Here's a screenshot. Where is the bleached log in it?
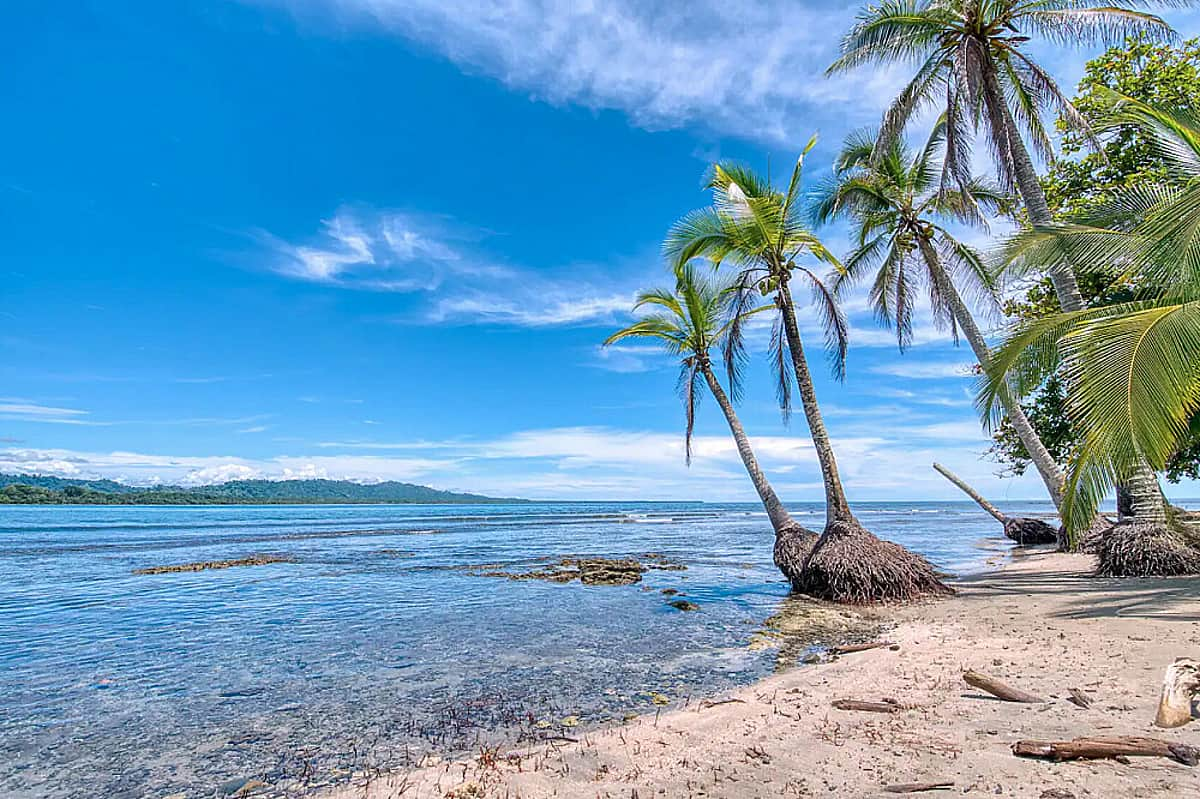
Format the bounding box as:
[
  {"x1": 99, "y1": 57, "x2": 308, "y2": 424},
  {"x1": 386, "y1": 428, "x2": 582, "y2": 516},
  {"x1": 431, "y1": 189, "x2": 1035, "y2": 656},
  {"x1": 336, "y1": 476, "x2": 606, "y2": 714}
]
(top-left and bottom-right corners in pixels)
[{"x1": 1155, "y1": 657, "x2": 1200, "y2": 728}]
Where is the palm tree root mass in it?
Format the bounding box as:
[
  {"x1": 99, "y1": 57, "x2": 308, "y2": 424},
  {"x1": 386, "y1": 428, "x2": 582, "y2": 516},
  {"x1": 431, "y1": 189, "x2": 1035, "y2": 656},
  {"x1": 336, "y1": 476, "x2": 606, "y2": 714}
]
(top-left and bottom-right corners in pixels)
[
  {"x1": 1003, "y1": 517, "x2": 1058, "y2": 546},
  {"x1": 1097, "y1": 522, "x2": 1200, "y2": 577},
  {"x1": 773, "y1": 522, "x2": 819, "y2": 585},
  {"x1": 790, "y1": 519, "x2": 954, "y2": 604}
]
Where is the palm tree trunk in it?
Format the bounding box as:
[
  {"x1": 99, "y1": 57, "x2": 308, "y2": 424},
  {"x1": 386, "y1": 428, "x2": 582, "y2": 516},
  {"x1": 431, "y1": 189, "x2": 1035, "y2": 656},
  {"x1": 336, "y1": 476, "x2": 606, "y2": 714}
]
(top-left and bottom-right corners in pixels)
[
  {"x1": 980, "y1": 58, "x2": 1169, "y2": 538},
  {"x1": 978, "y1": 59, "x2": 1085, "y2": 312},
  {"x1": 700, "y1": 363, "x2": 795, "y2": 533},
  {"x1": 916, "y1": 237, "x2": 1065, "y2": 510},
  {"x1": 776, "y1": 280, "x2": 853, "y2": 527}
]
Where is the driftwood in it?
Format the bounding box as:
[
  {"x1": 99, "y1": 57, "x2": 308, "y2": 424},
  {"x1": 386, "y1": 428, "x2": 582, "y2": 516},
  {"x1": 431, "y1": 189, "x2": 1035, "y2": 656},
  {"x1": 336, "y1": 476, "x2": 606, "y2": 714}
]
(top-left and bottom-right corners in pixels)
[
  {"x1": 1155, "y1": 657, "x2": 1200, "y2": 728},
  {"x1": 963, "y1": 670, "x2": 1046, "y2": 703},
  {"x1": 1013, "y1": 736, "x2": 1200, "y2": 766},
  {"x1": 883, "y1": 783, "x2": 955, "y2": 794},
  {"x1": 832, "y1": 699, "x2": 901, "y2": 714},
  {"x1": 932, "y1": 463, "x2": 1057, "y2": 544},
  {"x1": 830, "y1": 641, "x2": 898, "y2": 655},
  {"x1": 1066, "y1": 687, "x2": 1093, "y2": 709}
]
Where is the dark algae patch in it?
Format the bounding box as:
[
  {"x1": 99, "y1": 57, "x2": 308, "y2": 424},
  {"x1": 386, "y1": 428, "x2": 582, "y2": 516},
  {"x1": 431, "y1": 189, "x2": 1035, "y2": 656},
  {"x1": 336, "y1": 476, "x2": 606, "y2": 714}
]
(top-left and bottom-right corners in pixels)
[
  {"x1": 470, "y1": 554, "x2": 686, "y2": 585},
  {"x1": 133, "y1": 555, "x2": 295, "y2": 575}
]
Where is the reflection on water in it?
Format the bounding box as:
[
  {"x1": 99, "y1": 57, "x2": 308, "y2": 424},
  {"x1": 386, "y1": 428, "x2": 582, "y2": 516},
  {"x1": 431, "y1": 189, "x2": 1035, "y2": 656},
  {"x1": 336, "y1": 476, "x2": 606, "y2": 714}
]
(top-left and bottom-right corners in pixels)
[{"x1": 0, "y1": 500, "x2": 1035, "y2": 797}]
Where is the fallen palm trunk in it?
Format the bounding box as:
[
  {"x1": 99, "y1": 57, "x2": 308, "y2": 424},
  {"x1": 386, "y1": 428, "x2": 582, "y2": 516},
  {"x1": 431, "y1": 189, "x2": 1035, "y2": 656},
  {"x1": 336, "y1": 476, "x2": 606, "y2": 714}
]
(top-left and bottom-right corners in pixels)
[
  {"x1": 963, "y1": 670, "x2": 1046, "y2": 703},
  {"x1": 1012, "y1": 736, "x2": 1200, "y2": 766},
  {"x1": 1155, "y1": 657, "x2": 1200, "y2": 728},
  {"x1": 932, "y1": 463, "x2": 1057, "y2": 545}
]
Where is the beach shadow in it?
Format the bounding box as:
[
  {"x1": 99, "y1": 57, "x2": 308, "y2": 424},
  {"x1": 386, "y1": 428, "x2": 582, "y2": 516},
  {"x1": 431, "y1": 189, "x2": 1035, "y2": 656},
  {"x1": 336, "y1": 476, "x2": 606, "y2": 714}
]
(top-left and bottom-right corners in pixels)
[{"x1": 953, "y1": 559, "x2": 1200, "y2": 623}]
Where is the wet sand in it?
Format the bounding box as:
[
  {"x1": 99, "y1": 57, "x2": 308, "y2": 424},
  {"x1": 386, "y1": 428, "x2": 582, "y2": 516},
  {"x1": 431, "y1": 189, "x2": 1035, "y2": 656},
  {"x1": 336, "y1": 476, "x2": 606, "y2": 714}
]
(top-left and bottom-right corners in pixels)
[{"x1": 320, "y1": 550, "x2": 1200, "y2": 798}]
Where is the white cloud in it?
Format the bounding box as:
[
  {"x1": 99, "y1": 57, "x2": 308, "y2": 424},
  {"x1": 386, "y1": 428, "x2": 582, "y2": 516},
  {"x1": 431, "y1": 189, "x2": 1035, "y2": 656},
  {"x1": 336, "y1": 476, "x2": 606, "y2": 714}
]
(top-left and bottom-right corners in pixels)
[
  {"x1": 268, "y1": 0, "x2": 908, "y2": 146},
  {"x1": 0, "y1": 400, "x2": 92, "y2": 424},
  {"x1": 261, "y1": 206, "x2": 640, "y2": 327}
]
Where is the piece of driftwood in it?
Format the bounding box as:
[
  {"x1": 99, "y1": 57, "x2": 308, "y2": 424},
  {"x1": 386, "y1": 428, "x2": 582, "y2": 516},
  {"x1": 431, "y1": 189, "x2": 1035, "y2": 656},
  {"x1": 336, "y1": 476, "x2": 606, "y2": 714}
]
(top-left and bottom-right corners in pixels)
[
  {"x1": 832, "y1": 699, "x2": 901, "y2": 714},
  {"x1": 699, "y1": 698, "x2": 746, "y2": 709},
  {"x1": 830, "y1": 641, "x2": 898, "y2": 655},
  {"x1": 1066, "y1": 687, "x2": 1092, "y2": 709},
  {"x1": 1155, "y1": 657, "x2": 1200, "y2": 728},
  {"x1": 883, "y1": 782, "x2": 955, "y2": 794},
  {"x1": 963, "y1": 670, "x2": 1046, "y2": 703},
  {"x1": 1013, "y1": 736, "x2": 1200, "y2": 766}
]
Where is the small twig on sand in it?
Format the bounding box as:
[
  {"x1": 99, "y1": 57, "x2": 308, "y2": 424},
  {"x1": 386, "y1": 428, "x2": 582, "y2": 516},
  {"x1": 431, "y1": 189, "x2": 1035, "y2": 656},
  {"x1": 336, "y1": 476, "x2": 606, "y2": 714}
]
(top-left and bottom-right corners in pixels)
[
  {"x1": 883, "y1": 782, "x2": 955, "y2": 793},
  {"x1": 699, "y1": 698, "x2": 747, "y2": 710},
  {"x1": 830, "y1": 641, "x2": 899, "y2": 655},
  {"x1": 1066, "y1": 687, "x2": 1092, "y2": 709},
  {"x1": 831, "y1": 699, "x2": 902, "y2": 714},
  {"x1": 963, "y1": 670, "x2": 1046, "y2": 703}
]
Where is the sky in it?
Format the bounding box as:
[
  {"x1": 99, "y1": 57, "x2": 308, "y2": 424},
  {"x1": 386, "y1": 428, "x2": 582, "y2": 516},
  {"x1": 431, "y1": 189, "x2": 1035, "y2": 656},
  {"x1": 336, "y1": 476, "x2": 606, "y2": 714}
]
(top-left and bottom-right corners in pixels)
[{"x1": 3, "y1": 0, "x2": 1199, "y2": 502}]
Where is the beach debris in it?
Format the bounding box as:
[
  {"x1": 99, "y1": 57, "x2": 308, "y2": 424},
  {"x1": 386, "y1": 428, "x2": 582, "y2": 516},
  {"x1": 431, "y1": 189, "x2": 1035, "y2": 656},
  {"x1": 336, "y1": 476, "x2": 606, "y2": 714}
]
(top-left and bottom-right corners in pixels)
[
  {"x1": 830, "y1": 640, "x2": 898, "y2": 655},
  {"x1": 1038, "y1": 791, "x2": 1076, "y2": 799},
  {"x1": 1066, "y1": 687, "x2": 1093, "y2": 709},
  {"x1": 699, "y1": 697, "x2": 746, "y2": 710},
  {"x1": 963, "y1": 669, "x2": 1046, "y2": 703},
  {"x1": 560, "y1": 715, "x2": 580, "y2": 727},
  {"x1": 831, "y1": 698, "x2": 902, "y2": 714},
  {"x1": 883, "y1": 782, "x2": 955, "y2": 793},
  {"x1": 667, "y1": 599, "x2": 699, "y2": 611},
  {"x1": 932, "y1": 462, "x2": 1058, "y2": 545},
  {"x1": 133, "y1": 555, "x2": 293, "y2": 575},
  {"x1": 648, "y1": 692, "x2": 670, "y2": 705},
  {"x1": 1155, "y1": 657, "x2": 1200, "y2": 728},
  {"x1": 744, "y1": 744, "x2": 772, "y2": 764},
  {"x1": 1012, "y1": 736, "x2": 1200, "y2": 766}
]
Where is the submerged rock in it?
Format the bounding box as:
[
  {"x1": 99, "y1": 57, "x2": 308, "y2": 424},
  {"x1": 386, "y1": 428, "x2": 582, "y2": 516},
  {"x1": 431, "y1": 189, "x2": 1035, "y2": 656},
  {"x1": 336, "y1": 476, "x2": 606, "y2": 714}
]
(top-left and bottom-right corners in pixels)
[
  {"x1": 667, "y1": 599, "x2": 700, "y2": 612},
  {"x1": 749, "y1": 596, "x2": 882, "y2": 669},
  {"x1": 133, "y1": 555, "x2": 293, "y2": 575},
  {"x1": 470, "y1": 555, "x2": 685, "y2": 586}
]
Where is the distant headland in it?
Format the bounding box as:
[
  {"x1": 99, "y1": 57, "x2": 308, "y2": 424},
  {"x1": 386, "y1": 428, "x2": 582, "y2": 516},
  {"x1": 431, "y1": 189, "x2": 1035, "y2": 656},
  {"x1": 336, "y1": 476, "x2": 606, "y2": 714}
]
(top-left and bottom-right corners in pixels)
[{"x1": 0, "y1": 474, "x2": 525, "y2": 505}]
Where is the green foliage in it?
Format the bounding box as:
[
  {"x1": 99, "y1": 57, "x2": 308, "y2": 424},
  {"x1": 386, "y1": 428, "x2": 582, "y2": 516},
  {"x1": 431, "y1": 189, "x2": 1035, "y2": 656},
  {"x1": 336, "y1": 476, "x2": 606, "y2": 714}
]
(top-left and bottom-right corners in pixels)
[
  {"x1": 983, "y1": 92, "x2": 1200, "y2": 533},
  {"x1": 809, "y1": 120, "x2": 1004, "y2": 351},
  {"x1": 0, "y1": 475, "x2": 519, "y2": 505},
  {"x1": 991, "y1": 37, "x2": 1200, "y2": 482}
]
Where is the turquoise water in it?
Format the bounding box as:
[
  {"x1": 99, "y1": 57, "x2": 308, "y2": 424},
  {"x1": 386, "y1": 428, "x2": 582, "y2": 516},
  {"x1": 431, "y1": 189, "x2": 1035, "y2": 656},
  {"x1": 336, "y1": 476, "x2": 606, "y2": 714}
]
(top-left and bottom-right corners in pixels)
[{"x1": 0, "y1": 500, "x2": 1049, "y2": 798}]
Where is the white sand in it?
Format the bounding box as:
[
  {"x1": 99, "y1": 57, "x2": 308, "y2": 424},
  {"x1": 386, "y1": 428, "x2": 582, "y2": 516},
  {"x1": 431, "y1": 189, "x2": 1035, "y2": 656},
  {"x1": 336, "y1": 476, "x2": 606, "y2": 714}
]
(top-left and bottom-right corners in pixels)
[{"x1": 322, "y1": 551, "x2": 1200, "y2": 798}]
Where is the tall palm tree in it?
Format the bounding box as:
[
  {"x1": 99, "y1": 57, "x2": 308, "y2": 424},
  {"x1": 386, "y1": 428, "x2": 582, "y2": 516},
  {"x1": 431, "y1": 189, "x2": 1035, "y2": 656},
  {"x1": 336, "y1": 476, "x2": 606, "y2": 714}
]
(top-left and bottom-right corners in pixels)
[
  {"x1": 810, "y1": 122, "x2": 1067, "y2": 539},
  {"x1": 665, "y1": 140, "x2": 951, "y2": 604},
  {"x1": 982, "y1": 92, "x2": 1200, "y2": 575},
  {"x1": 604, "y1": 266, "x2": 818, "y2": 566},
  {"x1": 828, "y1": 0, "x2": 1176, "y2": 314}
]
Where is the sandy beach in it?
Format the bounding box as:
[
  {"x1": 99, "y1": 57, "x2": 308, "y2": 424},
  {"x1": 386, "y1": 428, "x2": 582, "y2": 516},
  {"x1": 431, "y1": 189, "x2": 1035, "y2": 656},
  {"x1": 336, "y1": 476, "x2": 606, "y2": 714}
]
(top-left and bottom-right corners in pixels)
[{"x1": 321, "y1": 550, "x2": 1200, "y2": 798}]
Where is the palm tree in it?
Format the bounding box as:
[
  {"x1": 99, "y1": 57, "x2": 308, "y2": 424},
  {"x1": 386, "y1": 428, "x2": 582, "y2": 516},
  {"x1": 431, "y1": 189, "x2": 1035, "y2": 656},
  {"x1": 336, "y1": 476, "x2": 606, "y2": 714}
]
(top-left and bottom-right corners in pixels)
[
  {"x1": 604, "y1": 266, "x2": 818, "y2": 566},
  {"x1": 828, "y1": 0, "x2": 1176, "y2": 314},
  {"x1": 665, "y1": 140, "x2": 951, "y2": 604},
  {"x1": 810, "y1": 122, "x2": 1065, "y2": 541},
  {"x1": 982, "y1": 92, "x2": 1200, "y2": 575}
]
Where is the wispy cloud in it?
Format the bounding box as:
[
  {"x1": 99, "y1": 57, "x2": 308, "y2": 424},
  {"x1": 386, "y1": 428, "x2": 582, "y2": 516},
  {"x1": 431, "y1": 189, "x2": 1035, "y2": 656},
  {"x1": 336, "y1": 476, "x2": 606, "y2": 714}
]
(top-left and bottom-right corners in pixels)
[
  {"x1": 260, "y1": 206, "x2": 638, "y2": 327},
  {"x1": 869, "y1": 361, "x2": 976, "y2": 380},
  {"x1": 269, "y1": 0, "x2": 908, "y2": 145},
  {"x1": 0, "y1": 400, "x2": 95, "y2": 425}
]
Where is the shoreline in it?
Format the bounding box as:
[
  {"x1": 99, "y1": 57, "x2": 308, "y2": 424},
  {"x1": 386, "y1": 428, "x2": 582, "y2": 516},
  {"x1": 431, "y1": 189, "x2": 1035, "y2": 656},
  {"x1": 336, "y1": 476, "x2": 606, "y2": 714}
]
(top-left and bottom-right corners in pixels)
[{"x1": 319, "y1": 550, "x2": 1200, "y2": 798}]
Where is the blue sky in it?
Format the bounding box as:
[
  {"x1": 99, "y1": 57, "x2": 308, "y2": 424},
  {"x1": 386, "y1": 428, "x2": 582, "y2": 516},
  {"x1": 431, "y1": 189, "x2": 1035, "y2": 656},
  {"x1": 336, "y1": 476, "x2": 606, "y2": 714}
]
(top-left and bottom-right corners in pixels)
[{"x1": 3, "y1": 0, "x2": 1198, "y2": 502}]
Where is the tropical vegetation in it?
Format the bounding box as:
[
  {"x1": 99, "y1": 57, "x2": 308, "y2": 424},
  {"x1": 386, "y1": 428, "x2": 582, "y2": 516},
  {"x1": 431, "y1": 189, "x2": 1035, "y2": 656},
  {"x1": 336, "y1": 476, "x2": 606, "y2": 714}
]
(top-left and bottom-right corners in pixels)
[{"x1": 602, "y1": 15, "x2": 1200, "y2": 600}]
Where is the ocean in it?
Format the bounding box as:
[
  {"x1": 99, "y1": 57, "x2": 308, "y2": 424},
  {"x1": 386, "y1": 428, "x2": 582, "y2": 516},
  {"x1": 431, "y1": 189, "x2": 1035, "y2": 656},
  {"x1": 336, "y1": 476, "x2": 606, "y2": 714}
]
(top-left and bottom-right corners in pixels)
[{"x1": 0, "y1": 500, "x2": 1051, "y2": 797}]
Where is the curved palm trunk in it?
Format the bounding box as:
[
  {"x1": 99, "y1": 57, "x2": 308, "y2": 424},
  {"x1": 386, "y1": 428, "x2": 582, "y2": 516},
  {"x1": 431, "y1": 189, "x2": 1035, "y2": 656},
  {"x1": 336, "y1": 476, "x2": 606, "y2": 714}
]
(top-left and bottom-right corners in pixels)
[
  {"x1": 916, "y1": 238, "x2": 1065, "y2": 510},
  {"x1": 776, "y1": 281, "x2": 853, "y2": 527},
  {"x1": 980, "y1": 58, "x2": 1170, "y2": 545},
  {"x1": 700, "y1": 363, "x2": 818, "y2": 582},
  {"x1": 699, "y1": 364, "x2": 796, "y2": 533},
  {"x1": 775, "y1": 280, "x2": 950, "y2": 602}
]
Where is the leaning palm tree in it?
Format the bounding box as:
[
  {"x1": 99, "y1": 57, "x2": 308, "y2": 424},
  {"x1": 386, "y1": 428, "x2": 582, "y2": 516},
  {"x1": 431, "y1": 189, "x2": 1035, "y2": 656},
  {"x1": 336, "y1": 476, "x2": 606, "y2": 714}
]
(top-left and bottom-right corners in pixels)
[
  {"x1": 604, "y1": 266, "x2": 818, "y2": 565},
  {"x1": 810, "y1": 122, "x2": 1063, "y2": 543},
  {"x1": 828, "y1": 0, "x2": 1177, "y2": 314},
  {"x1": 665, "y1": 139, "x2": 951, "y2": 604},
  {"x1": 983, "y1": 92, "x2": 1200, "y2": 575}
]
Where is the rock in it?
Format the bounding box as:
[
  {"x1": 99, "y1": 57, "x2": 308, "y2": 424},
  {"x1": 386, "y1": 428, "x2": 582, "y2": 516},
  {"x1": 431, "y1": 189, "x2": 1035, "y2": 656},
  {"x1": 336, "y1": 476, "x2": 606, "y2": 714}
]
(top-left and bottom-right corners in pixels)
[
  {"x1": 668, "y1": 599, "x2": 700, "y2": 611},
  {"x1": 560, "y1": 715, "x2": 580, "y2": 727},
  {"x1": 649, "y1": 692, "x2": 670, "y2": 705},
  {"x1": 661, "y1": 588, "x2": 679, "y2": 596},
  {"x1": 217, "y1": 777, "x2": 264, "y2": 796},
  {"x1": 134, "y1": 555, "x2": 293, "y2": 576}
]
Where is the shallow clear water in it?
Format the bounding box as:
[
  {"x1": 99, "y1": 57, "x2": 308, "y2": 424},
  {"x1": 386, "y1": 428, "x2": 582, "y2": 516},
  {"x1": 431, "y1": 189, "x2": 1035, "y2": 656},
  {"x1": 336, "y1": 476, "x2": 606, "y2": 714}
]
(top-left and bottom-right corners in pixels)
[{"x1": 0, "y1": 500, "x2": 1048, "y2": 798}]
